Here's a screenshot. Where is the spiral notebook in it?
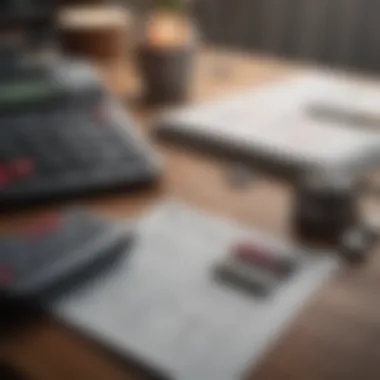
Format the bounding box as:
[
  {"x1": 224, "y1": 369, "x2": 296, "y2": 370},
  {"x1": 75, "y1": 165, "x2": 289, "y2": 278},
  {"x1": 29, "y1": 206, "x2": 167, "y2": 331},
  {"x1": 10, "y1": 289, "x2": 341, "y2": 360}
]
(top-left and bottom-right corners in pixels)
[{"x1": 155, "y1": 74, "x2": 380, "y2": 176}]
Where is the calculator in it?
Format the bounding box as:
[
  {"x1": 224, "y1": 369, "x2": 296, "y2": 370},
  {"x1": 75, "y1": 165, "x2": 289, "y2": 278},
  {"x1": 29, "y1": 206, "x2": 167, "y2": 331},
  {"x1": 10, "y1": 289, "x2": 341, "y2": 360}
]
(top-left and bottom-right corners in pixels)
[
  {"x1": 0, "y1": 209, "x2": 133, "y2": 301},
  {"x1": 0, "y1": 61, "x2": 161, "y2": 210}
]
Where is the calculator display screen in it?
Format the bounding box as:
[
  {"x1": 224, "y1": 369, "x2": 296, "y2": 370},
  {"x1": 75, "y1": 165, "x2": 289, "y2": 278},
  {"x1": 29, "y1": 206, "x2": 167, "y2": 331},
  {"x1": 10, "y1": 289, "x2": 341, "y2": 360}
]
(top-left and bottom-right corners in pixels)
[{"x1": 0, "y1": 82, "x2": 60, "y2": 104}]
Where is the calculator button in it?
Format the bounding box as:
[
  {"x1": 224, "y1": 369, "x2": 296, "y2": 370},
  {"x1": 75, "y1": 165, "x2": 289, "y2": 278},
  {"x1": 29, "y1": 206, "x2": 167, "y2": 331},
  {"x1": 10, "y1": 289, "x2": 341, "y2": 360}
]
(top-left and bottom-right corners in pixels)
[
  {"x1": 0, "y1": 239, "x2": 31, "y2": 275},
  {"x1": 9, "y1": 159, "x2": 35, "y2": 179},
  {"x1": 0, "y1": 266, "x2": 14, "y2": 286},
  {"x1": 0, "y1": 167, "x2": 11, "y2": 188}
]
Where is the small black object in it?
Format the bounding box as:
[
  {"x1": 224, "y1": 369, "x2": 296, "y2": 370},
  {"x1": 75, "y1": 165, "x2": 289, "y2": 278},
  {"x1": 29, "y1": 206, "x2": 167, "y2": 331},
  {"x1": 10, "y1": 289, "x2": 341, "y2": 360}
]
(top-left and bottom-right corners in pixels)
[
  {"x1": 215, "y1": 260, "x2": 277, "y2": 297},
  {"x1": 0, "y1": 209, "x2": 133, "y2": 302},
  {"x1": 138, "y1": 46, "x2": 194, "y2": 105},
  {"x1": 293, "y1": 171, "x2": 359, "y2": 243},
  {"x1": 339, "y1": 225, "x2": 375, "y2": 263}
]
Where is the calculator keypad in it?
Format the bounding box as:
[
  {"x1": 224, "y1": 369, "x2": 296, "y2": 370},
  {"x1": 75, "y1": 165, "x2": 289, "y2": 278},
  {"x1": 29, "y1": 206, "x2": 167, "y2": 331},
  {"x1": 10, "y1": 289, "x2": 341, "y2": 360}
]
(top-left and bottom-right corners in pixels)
[{"x1": 0, "y1": 103, "x2": 157, "y2": 207}]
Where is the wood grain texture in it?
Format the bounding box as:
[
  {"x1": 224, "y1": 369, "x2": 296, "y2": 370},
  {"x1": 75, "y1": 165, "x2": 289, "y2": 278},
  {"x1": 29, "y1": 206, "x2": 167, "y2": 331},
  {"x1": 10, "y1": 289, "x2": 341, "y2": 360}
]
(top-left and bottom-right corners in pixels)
[{"x1": 1, "y1": 49, "x2": 380, "y2": 380}]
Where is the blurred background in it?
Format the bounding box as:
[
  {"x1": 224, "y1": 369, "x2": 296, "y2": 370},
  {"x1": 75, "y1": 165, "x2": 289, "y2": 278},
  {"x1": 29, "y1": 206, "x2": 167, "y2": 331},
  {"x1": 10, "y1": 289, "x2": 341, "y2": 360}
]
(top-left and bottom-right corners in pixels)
[{"x1": 119, "y1": 0, "x2": 380, "y2": 74}]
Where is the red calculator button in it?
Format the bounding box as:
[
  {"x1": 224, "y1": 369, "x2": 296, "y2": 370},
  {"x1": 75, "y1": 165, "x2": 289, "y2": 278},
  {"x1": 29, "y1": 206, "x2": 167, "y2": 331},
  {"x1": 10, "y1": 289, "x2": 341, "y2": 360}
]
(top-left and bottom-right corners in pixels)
[
  {"x1": 10, "y1": 159, "x2": 35, "y2": 178},
  {"x1": 0, "y1": 267, "x2": 14, "y2": 286},
  {"x1": 0, "y1": 166, "x2": 10, "y2": 187}
]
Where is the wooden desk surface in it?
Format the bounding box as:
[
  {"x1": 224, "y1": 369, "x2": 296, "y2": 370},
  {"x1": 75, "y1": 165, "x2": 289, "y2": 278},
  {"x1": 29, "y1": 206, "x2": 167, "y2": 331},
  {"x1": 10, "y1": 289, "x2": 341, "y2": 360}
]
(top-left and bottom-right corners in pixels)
[{"x1": 2, "y1": 49, "x2": 380, "y2": 380}]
